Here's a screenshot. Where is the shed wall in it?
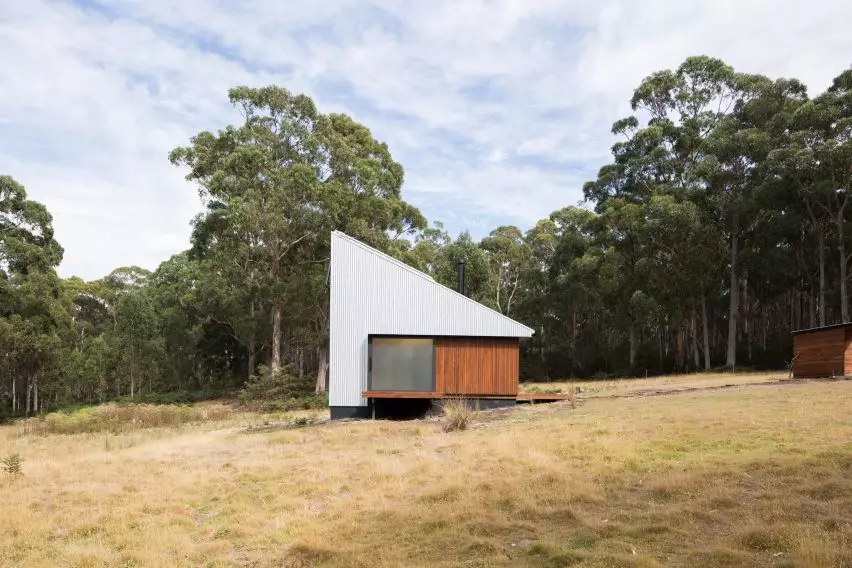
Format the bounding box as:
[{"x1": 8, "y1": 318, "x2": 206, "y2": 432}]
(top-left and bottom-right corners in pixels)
[
  {"x1": 435, "y1": 337, "x2": 519, "y2": 396},
  {"x1": 330, "y1": 232, "x2": 533, "y2": 408},
  {"x1": 793, "y1": 328, "x2": 845, "y2": 378},
  {"x1": 845, "y1": 329, "x2": 852, "y2": 376}
]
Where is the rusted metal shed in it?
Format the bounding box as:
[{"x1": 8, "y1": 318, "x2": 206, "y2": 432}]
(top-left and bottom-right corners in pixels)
[{"x1": 792, "y1": 323, "x2": 852, "y2": 378}]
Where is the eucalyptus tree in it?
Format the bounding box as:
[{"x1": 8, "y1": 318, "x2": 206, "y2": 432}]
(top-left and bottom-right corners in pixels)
[
  {"x1": 171, "y1": 86, "x2": 325, "y2": 375},
  {"x1": 480, "y1": 226, "x2": 535, "y2": 316},
  {"x1": 172, "y1": 86, "x2": 424, "y2": 385},
  {"x1": 0, "y1": 175, "x2": 69, "y2": 414},
  {"x1": 590, "y1": 57, "x2": 772, "y2": 368}
]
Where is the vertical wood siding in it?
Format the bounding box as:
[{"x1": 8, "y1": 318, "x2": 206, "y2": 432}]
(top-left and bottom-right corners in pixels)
[
  {"x1": 844, "y1": 328, "x2": 852, "y2": 376},
  {"x1": 435, "y1": 337, "x2": 519, "y2": 395},
  {"x1": 793, "y1": 328, "x2": 845, "y2": 378}
]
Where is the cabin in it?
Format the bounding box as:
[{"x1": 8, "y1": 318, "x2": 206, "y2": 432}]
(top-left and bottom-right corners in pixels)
[
  {"x1": 792, "y1": 323, "x2": 852, "y2": 378},
  {"x1": 328, "y1": 231, "x2": 557, "y2": 419}
]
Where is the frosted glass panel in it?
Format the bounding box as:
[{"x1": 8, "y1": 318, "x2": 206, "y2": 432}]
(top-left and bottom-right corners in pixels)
[{"x1": 370, "y1": 338, "x2": 435, "y2": 391}]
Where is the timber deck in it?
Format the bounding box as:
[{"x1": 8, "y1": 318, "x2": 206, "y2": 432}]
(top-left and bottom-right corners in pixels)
[{"x1": 362, "y1": 391, "x2": 572, "y2": 402}]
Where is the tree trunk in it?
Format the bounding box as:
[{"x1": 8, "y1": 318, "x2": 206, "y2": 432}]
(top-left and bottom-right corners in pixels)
[
  {"x1": 571, "y1": 310, "x2": 577, "y2": 367},
  {"x1": 271, "y1": 302, "x2": 282, "y2": 374},
  {"x1": 11, "y1": 377, "x2": 16, "y2": 413},
  {"x1": 743, "y1": 276, "x2": 751, "y2": 364},
  {"x1": 25, "y1": 378, "x2": 31, "y2": 417},
  {"x1": 628, "y1": 320, "x2": 638, "y2": 370},
  {"x1": 808, "y1": 288, "x2": 816, "y2": 328},
  {"x1": 247, "y1": 301, "x2": 257, "y2": 380},
  {"x1": 818, "y1": 229, "x2": 826, "y2": 327},
  {"x1": 701, "y1": 293, "x2": 711, "y2": 371},
  {"x1": 792, "y1": 287, "x2": 801, "y2": 331},
  {"x1": 248, "y1": 345, "x2": 256, "y2": 381},
  {"x1": 691, "y1": 309, "x2": 700, "y2": 370},
  {"x1": 726, "y1": 217, "x2": 739, "y2": 369},
  {"x1": 838, "y1": 213, "x2": 849, "y2": 322},
  {"x1": 34, "y1": 378, "x2": 38, "y2": 415},
  {"x1": 315, "y1": 346, "x2": 328, "y2": 395}
]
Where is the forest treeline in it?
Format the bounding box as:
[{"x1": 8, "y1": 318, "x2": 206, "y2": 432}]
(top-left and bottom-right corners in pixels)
[{"x1": 2, "y1": 56, "x2": 852, "y2": 415}]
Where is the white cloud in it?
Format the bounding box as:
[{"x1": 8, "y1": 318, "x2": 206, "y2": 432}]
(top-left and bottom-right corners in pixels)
[{"x1": 0, "y1": 0, "x2": 850, "y2": 278}]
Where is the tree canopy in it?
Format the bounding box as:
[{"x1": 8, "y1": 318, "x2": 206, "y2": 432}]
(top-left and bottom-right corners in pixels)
[{"x1": 4, "y1": 58, "x2": 852, "y2": 416}]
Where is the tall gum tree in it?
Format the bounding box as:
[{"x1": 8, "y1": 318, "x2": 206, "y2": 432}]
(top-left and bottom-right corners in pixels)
[
  {"x1": 598, "y1": 57, "x2": 768, "y2": 369},
  {"x1": 171, "y1": 86, "x2": 323, "y2": 376},
  {"x1": 171, "y1": 86, "x2": 424, "y2": 385}
]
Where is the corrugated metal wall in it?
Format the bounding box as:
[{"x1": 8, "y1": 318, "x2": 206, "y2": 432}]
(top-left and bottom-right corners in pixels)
[{"x1": 329, "y1": 231, "x2": 534, "y2": 408}]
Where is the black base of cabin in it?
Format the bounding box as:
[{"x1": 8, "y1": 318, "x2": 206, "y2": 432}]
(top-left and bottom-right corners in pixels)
[
  {"x1": 329, "y1": 406, "x2": 372, "y2": 419},
  {"x1": 465, "y1": 398, "x2": 516, "y2": 410},
  {"x1": 331, "y1": 397, "x2": 518, "y2": 420},
  {"x1": 372, "y1": 398, "x2": 433, "y2": 419}
]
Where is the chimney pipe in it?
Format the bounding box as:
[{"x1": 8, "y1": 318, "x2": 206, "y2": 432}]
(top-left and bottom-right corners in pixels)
[{"x1": 456, "y1": 259, "x2": 467, "y2": 296}]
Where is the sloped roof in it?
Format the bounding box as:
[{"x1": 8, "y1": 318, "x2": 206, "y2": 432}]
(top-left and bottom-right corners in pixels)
[{"x1": 331, "y1": 230, "x2": 534, "y2": 338}]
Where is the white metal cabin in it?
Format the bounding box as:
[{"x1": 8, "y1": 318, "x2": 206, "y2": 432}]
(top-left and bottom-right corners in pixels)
[{"x1": 329, "y1": 231, "x2": 536, "y2": 419}]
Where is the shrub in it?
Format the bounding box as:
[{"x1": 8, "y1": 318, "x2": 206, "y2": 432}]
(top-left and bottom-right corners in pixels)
[
  {"x1": 260, "y1": 394, "x2": 328, "y2": 413},
  {"x1": 115, "y1": 389, "x2": 227, "y2": 406},
  {"x1": 2, "y1": 453, "x2": 22, "y2": 476},
  {"x1": 15, "y1": 403, "x2": 232, "y2": 436},
  {"x1": 238, "y1": 366, "x2": 327, "y2": 412},
  {"x1": 440, "y1": 398, "x2": 474, "y2": 432},
  {"x1": 239, "y1": 366, "x2": 315, "y2": 402},
  {"x1": 292, "y1": 416, "x2": 314, "y2": 427}
]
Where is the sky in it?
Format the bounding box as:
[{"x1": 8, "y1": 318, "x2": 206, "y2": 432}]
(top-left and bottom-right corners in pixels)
[{"x1": 1, "y1": 1, "x2": 851, "y2": 279}]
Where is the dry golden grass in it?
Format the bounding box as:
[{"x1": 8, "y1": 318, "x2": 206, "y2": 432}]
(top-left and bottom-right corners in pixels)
[
  {"x1": 440, "y1": 397, "x2": 475, "y2": 432},
  {"x1": 523, "y1": 370, "x2": 785, "y2": 398},
  {"x1": 2, "y1": 376, "x2": 851, "y2": 567}
]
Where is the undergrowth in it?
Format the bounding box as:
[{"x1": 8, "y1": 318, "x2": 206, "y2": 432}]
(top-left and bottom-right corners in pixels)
[
  {"x1": 238, "y1": 365, "x2": 327, "y2": 412},
  {"x1": 15, "y1": 403, "x2": 232, "y2": 436}
]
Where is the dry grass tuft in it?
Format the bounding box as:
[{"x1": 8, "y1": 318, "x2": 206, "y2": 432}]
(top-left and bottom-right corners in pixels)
[
  {"x1": 14, "y1": 402, "x2": 232, "y2": 435},
  {"x1": 439, "y1": 398, "x2": 474, "y2": 432}
]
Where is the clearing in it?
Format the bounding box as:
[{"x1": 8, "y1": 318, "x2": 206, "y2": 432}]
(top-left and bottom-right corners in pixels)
[{"x1": 2, "y1": 372, "x2": 851, "y2": 567}]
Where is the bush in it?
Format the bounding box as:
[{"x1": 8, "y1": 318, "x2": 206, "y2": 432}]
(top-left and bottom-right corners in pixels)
[
  {"x1": 15, "y1": 403, "x2": 232, "y2": 436},
  {"x1": 440, "y1": 398, "x2": 474, "y2": 432},
  {"x1": 260, "y1": 394, "x2": 328, "y2": 413},
  {"x1": 115, "y1": 389, "x2": 227, "y2": 406},
  {"x1": 239, "y1": 366, "x2": 315, "y2": 401},
  {"x1": 238, "y1": 366, "x2": 327, "y2": 412},
  {"x1": 1, "y1": 453, "x2": 22, "y2": 476}
]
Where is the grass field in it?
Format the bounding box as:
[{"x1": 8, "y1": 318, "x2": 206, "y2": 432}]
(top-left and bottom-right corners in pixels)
[
  {"x1": 2, "y1": 374, "x2": 851, "y2": 567},
  {"x1": 522, "y1": 370, "x2": 785, "y2": 398}
]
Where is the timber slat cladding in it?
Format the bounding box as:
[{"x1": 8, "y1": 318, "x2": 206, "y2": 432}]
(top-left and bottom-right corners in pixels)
[
  {"x1": 793, "y1": 328, "x2": 846, "y2": 378},
  {"x1": 435, "y1": 337, "x2": 519, "y2": 395},
  {"x1": 844, "y1": 329, "x2": 852, "y2": 377}
]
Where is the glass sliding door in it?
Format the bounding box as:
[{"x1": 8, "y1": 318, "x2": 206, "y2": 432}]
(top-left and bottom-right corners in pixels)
[{"x1": 369, "y1": 337, "x2": 435, "y2": 392}]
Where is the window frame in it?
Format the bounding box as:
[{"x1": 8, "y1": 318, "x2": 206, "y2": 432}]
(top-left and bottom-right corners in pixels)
[{"x1": 367, "y1": 335, "x2": 436, "y2": 392}]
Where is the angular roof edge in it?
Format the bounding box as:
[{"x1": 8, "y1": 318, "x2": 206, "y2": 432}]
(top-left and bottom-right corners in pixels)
[
  {"x1": 792, "y1": 322, "x2": 852, "y2": 335},
  {"x1": 332, "y1": 231, "x2": 535, "y2": 336},
  {"x1": 332, "y1": 230, "x2": 434, "y2": 282}
]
